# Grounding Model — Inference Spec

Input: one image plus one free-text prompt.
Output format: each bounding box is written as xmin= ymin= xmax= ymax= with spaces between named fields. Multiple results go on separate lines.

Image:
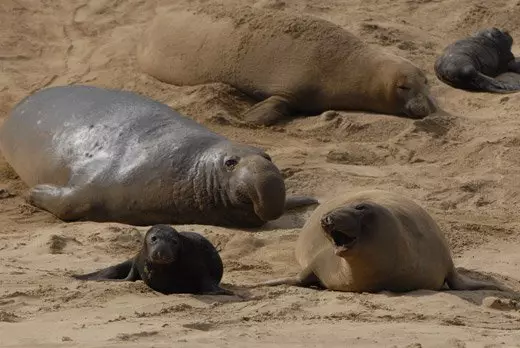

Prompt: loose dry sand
xmin=1 ymin=0 xmax=520 ymax=347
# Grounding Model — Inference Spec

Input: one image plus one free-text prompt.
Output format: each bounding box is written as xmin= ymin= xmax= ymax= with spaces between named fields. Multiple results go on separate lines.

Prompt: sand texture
xmin=1 ymin=0 xmax=520 ymax=346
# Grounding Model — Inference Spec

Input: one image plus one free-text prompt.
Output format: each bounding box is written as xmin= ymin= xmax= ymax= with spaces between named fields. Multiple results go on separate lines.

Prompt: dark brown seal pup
xmin=137 ymin=4 xmax=436 ymax=126
xmin=0 ymin=85 xmax=317 ymax=227
xmin=73 ymin=225 xmax=232 ymax=295
xmin=248 ymin=190 xmax=504 ymax=292
xmin=434 ymin=27 xmax=520 ymax=93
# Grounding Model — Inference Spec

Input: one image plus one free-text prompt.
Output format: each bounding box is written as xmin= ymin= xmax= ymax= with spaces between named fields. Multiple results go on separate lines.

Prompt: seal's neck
xmin=324 ymin=46 xmax=396 ymax=112
xmin=189 ymin=149 xmax=233 ymax=215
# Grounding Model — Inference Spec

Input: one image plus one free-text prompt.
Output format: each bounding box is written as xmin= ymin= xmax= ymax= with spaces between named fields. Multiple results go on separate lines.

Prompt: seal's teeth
xmin=333 ymin=245 xmax=350 ymax=256
xmin=331 ymin=230 xmax=356 ymax=247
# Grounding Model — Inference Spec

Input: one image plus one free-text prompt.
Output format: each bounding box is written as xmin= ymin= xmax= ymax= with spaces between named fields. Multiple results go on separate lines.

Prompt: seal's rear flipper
xmin=201 ymin=286 xmax=236 ymax=296
xmin=242 ymin=96 xmax=292 ymax=126
xmin=474 ymin=72 xmax=520 ymax=93
xmin=446 ymin=270 xmax=506 ymax=291
xmin=244 ymin=266 xmax=320 ymax=288
xmin=284 ymin=196 xmax=319 ymax=211
xmin=436 ymin=63 xmax=520 ymax=94
xmin=72 ymin=259 xmax=137 ymax=281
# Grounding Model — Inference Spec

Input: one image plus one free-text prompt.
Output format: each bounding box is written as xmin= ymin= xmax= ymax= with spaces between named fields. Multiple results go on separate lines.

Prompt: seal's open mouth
xmin=329 ymin=230 xmax=357 ymax=255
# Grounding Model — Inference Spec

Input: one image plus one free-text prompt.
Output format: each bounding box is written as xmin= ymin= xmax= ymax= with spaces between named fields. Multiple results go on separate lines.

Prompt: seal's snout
xmin=321 ymin=215 xmax=334 ymax=229
xmin=234 ymin=154 xmax=286 ymax=222
xmin=404 ymin=90 xmax=437 ymax=118
xmin=253 ymin=169 xmax=286 ymax=221
xmin=151 ymin=246 xmax=176 ymax=264
xmin=146 ymin=226 xmax=180 ymax=264
xmin=320 ymin=207 xmax=365 ymax=255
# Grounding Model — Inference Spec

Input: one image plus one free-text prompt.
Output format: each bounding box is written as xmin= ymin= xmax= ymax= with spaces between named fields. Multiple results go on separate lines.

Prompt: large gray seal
xmin=136 ymin=4 xmax=437 ymax=126
xmin=74 ymin=225 xmax=232 ymax=295
xmin=248 ymin=190 xmax=503 ymax=292
xmin=434 ymin=27 xmax=520 ymax=93
xmin=0 ymin=85 xmax=317 ymax=227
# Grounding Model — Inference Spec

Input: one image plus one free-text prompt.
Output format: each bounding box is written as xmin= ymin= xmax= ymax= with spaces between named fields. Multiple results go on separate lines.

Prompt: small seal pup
xmin=248 ymin=190 xmax=503 ymax=292
xmin=0 ymin=85 xmax=317 ymax=227
xmin=434 ymin=27 xmax=520 ymax=93
xmin=74 ymin=225 xmax=232 ymax=295
xmin=137 ymin=4 xmax=436 ymax=126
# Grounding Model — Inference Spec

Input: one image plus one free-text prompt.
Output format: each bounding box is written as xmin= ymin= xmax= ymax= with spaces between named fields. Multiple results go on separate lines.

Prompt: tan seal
xmin=137 ymin=4 xmax=437 ymax=126
xmin=248 ymin=190 xmax=503 ymax=292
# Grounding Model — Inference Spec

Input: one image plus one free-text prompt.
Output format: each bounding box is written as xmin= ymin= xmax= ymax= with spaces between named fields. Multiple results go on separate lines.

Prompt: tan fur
xmin=259 ymin=190 xmax=502 ymax=292
xmin=137 ymin=4 xmax=436 ymax=125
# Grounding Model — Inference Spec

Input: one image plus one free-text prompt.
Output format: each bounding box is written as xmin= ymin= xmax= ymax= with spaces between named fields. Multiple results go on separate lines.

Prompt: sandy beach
xmin=1 ymin=0 xmax=520 ymax=346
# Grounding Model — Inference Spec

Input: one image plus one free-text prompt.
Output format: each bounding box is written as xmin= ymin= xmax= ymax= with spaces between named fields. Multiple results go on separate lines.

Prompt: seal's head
xmin=474 ymin=27 xmax=513 ymax=51
xmin=144 ymin=225 xmax=182 ymax=264
xmin=216 ymin=143 xmax=286 ymax=222
xmin=320 ymin=202 xmax=378 ymax=257
xmin=389 ymin=60 xmax=437 ymax=118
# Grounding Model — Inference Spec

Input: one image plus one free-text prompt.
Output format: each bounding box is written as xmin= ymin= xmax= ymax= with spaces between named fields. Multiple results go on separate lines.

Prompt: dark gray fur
xmin=0 ymin=85 xmax=317 ymax=227
xmin=73 ymin=225 xmax=232 ymax=295
xmin=434 ymin=27 xmax=520 ymax=93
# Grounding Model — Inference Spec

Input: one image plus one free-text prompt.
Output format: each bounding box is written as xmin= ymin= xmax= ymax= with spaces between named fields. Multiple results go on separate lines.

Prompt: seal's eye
xmin=397 ymin=85 xmax=411 ymax=91
xmin=150 ymin=236 xmax=157 ymax=243
xmin=262 ymin=154 xmax=272 ymax=162
xmin=354 ymin=203 xmax=369 ymax=211
xmin=224 ymin=157 xmax=239 ymax=170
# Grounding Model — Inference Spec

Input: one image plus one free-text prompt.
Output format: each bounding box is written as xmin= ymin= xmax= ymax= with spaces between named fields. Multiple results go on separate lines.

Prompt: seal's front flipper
xmin=285 ymin=196 xmax=319 ymax=211
xmin=122 ymin=263 xmax=141 ymax=281
xmin=446 ymin=270 xmax=506 ymax=291
xmin=72 ymin=259 xmax=137 ymax=281
xmin=28 ymin=184 xmax=91 ymax=221
xmin=242 ymin=96 xmax=292 ymax=126
xmin=507 ymin=59 xmax=520 ymax=73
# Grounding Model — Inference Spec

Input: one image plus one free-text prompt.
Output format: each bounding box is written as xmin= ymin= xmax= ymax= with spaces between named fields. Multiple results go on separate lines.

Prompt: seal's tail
xmin=446 ymin=270 xmax=506 ymax=291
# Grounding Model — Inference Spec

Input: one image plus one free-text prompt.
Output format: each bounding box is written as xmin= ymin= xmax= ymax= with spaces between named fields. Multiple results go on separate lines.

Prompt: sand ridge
xmin=1 ymin=0 xmax=520 ymax=346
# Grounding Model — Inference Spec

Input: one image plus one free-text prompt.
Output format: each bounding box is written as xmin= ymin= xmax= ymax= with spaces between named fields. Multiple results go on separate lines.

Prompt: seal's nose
xmin=151 ymin=247 xmax=175 ymax=264
xmin=427 ymin=94 xmax=438 ymax=113
xmin=321 ymin=215 xmax=333 ymax=229
xmin=238 ymin=154 xmax=286 ymax=221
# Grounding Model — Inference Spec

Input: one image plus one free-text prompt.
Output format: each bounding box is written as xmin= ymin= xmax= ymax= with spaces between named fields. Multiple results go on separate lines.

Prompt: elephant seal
xmin=73 ymin=225 xmax=232 ymax=295
xmin=248 ymin=190 xmax=503 ymax=292
xmin=136 ymin=4 xmax=436 ymax=126
xmin=0 ymin=85 xmax=317 ymax=227
xmin=434 ymin=27 xmax=520 ymax=93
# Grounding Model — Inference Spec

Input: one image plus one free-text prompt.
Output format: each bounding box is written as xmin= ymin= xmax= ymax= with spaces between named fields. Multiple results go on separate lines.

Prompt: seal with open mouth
xmin=246 ymin=190 xmax=505 ymax=292
xmin=320 ymin=203 xmax=368 ymax=256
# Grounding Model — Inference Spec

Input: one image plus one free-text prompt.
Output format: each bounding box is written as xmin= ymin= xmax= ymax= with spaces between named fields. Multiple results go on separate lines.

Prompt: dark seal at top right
xmin=434 ymin=27 xmax=520 ymax=93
